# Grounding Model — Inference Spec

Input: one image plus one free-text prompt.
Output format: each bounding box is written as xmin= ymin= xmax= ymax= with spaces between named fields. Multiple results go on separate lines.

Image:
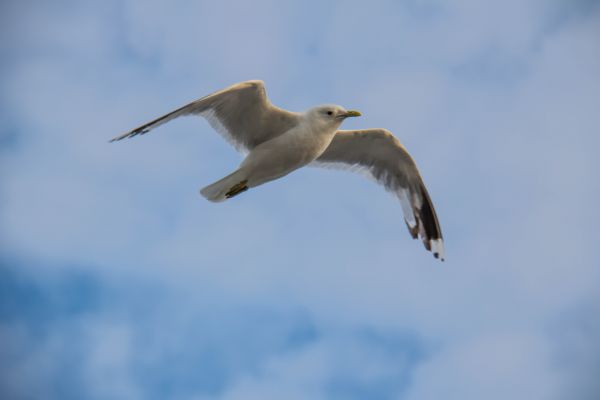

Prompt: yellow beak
xmin=345 ymin=110 xmax=362 ymax=117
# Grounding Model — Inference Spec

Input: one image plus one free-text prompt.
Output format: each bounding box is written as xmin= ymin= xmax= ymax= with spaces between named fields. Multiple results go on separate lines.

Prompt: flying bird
xmin=110 ymin=80 xmax=444 ymax=260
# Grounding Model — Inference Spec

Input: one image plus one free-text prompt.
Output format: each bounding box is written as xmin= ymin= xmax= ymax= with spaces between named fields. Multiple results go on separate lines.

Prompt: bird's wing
xmin=110 ymin=80 xmax=299 ymax=152
xmin=314 ymin=129 xmax=444 ymax=260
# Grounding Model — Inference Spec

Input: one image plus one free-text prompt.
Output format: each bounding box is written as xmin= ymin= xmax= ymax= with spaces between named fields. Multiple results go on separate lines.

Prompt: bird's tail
xmin=200 ymin=169 xmax=249 ymax=202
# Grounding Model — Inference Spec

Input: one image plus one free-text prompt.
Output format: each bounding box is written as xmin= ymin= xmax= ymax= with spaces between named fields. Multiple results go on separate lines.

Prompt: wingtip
xmin=109 ymin=134 xmax=127 ymax=143
xmin=109 ymin=129 xmax=142 ymax=143
xmin=431 ymin=239 xmax=445 ymax=262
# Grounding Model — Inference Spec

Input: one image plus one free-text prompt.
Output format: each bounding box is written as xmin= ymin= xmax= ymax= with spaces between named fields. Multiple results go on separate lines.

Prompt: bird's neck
xmin=301 ymin=114 xmax=341 ymax=137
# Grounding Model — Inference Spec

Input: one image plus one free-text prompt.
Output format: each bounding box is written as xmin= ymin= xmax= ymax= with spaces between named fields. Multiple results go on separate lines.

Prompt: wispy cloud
xmin=1 ymin=0 xmax=599 ymax=398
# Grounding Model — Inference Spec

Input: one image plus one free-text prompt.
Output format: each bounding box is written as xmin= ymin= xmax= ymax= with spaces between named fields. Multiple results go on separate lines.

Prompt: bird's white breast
xmin=239 ymin=116 xmax=339 ymax=186
xmin=284 ymin=118 xmax=337 ymax=161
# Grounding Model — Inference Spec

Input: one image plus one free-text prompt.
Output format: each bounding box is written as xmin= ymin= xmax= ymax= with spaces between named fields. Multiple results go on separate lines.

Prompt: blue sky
xmin=1 ymin=0 xmax=599 ymax=399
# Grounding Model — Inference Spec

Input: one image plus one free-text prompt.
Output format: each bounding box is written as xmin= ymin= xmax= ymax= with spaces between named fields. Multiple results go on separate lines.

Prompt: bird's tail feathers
xmin=200 ymin=169 xmax=248 ymax=202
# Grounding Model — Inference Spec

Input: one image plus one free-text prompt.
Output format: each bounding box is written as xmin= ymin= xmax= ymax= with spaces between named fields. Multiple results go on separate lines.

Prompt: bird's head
xmin=306 ymin=105 xmax=361 ymax=128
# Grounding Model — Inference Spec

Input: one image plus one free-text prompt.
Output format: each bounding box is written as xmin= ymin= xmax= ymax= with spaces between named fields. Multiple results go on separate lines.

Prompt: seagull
xmin=110 ymin=80 xmax=444 ymax=260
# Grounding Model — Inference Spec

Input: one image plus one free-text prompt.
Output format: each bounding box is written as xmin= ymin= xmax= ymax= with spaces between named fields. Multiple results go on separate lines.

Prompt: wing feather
xmin=315 ymin=129 xmax=444 ymax=260
xmin=110 ymin=80 xmax=298 ymax=152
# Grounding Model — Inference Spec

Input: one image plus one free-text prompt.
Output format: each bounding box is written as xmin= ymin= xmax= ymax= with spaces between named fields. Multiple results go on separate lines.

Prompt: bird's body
xmin=111 ymin=80 xmax=445 ymax=260
xmin=235 ymin=107 xmax=345 ymax=188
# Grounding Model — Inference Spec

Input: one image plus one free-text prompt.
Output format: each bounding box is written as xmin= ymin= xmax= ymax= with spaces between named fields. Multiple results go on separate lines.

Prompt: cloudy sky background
xmin=1 ymin=0 xmax=599 ymax=398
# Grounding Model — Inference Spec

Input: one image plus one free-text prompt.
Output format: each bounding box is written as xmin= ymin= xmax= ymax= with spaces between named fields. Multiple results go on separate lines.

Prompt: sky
xmin=1 ymin=0 xmax=599 ymax=399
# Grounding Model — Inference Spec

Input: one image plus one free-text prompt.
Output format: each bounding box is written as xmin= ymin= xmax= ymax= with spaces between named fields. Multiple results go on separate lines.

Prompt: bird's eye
xmin=327 ymin=111 xmax=333 ymax=116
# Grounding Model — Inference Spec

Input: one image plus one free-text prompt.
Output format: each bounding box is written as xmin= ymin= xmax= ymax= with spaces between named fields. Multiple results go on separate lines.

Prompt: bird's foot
xmin=225 ymin=180 xmax=249 ymax=199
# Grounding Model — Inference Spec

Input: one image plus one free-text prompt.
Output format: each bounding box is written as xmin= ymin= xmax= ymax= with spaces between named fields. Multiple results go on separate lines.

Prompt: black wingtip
xmin=416 ymin=184 xmax=444 ymax=262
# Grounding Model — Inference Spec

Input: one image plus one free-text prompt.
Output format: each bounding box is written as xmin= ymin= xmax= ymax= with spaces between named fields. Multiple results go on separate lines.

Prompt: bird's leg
xmin=225 ymin=180 xmax=249 ymax=199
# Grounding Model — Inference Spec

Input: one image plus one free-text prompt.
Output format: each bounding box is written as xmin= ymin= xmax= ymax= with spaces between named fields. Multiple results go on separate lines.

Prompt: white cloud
xmin=1 ymin=0 xmax=599 ymax=398
xmin=82 ymin=320 xmax=141 ymax=400
xmin=407 ymin=332 xmax=562 ymax=400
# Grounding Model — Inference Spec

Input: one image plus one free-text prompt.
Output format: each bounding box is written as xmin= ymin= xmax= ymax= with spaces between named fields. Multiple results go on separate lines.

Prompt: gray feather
xmin=109 ymin=80 xmax=298 ymax=151
xmin=314 ymin=129 xmax=444 ymax=260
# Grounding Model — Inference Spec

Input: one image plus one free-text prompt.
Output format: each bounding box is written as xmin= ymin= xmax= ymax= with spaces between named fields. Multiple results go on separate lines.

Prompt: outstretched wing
xmin=315 ymin=129 xmax=444 ymax=260
xmin=110 ymin=80 xmax=299 ymax=152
